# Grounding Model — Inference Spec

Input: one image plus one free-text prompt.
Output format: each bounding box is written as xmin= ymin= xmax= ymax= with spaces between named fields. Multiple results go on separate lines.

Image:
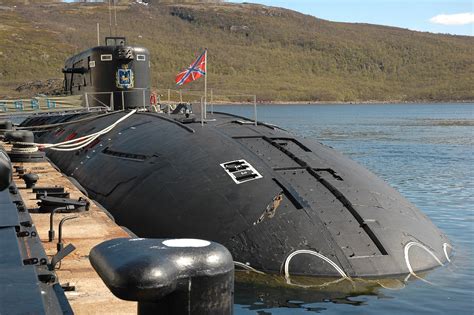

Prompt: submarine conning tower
xmin=63 ymin=36 xmax=150 ymax=110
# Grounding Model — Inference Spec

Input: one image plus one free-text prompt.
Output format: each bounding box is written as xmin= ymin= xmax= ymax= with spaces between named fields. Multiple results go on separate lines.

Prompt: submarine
xmin=19 ymin=37 xmax=451 ymax=279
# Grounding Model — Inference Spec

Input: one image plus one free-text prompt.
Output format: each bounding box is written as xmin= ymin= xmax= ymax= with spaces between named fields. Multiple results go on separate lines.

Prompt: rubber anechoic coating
xmin=26 ymin=111 xmax=451 ymax=277
xmin=90 ymin=238 xmax=234 ymax=313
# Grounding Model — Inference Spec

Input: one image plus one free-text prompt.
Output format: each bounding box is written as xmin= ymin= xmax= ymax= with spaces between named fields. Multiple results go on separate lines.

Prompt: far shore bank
xmin=208 ymin=100 xmax=474 ymax=105
xmin=1 ymin=88 xmax=473 ymax=106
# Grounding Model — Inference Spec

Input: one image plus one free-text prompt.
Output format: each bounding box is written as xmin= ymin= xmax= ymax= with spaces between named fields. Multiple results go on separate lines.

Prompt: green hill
xmin=0 ymin=0 xmax=472 ymax=102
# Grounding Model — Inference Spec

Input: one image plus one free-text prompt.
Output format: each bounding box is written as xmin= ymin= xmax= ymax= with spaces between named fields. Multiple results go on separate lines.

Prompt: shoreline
xmin=1 ymin=89 xmax=473 ymax=106
xmin=210 ymin=100 xmax=474 ymax=105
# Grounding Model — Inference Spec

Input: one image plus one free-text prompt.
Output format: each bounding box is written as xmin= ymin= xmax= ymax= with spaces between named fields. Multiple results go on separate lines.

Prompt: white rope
xmin=404 ymin=241 xmax=444 ymax=274
xmin=234 ymin=261 xmax=266 ymax=275
xmin=291 ymin=276 xmax=349 ymax=289
xmin=44 ymin=110 xmax=136 ymax=149
xmin=283 ymin=249 xmax=349 ymax=287
xmin=403 ymin=241 xmax=444 ymax=284
xmin=47 ymin=134 xmax=101 ymax=152
xmin=377 ymin=279 xmax=406 ymax=290
xmin=443 ymin=243 xmax=452 ymax=262
xmin=11 ymin=146 xmax=38 ymax=153
xmin=13 ymin=110 xmax=136 ymax=152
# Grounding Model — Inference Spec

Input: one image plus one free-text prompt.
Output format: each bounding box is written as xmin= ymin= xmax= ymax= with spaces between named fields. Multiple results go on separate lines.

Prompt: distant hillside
xmin=0 ymin=0 xmax=472 ymax=102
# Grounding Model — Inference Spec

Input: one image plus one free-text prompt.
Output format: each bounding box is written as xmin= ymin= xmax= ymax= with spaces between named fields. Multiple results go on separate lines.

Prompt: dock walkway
xmin=7 ymin=145 xmax=136 ymax=314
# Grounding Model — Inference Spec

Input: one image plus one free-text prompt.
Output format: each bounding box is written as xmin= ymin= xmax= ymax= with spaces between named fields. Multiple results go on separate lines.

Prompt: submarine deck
xmin=5 ymin=143 xmax=136 ymax=314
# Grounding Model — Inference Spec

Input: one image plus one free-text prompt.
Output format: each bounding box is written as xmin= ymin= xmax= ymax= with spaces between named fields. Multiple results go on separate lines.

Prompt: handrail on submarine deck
xmin=196 ymin=94 xmax=258 ymax=127
xmin=84 ymin=88 xmax=150 ymax=111
xmin=0 ymin=96 xmax=83 ymax=115
xmin=149 ymin=88 xmax=259 ymax=127
xmin=0 ymin=106 xmax=108 ymax=120
xmin=86 ymin=89 xmax=262 ymax=131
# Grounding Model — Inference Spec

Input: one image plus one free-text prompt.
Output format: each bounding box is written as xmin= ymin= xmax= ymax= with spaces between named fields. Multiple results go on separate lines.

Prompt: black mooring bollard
xmin=5 ymin=130 xmax=44 ymax=162
xmin=0 ymin=120 xmax=13 ymax=136
xmin=90 ymin=238 xmax=234 ymax=315
xmin=23 ymin=173 xmax=39 ymax=188
xmin=4 ymin=130 xmax=34 ymax=144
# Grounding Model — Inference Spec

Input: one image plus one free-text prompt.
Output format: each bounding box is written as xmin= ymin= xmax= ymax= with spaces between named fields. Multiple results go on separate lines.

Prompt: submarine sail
xmin=62 ymin=36 xmax=150 ymax=110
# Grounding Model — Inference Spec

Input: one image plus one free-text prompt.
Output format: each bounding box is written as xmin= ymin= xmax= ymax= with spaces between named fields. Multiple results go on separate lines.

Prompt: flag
xmin=175 ymin=49 xmax=207 ymax=86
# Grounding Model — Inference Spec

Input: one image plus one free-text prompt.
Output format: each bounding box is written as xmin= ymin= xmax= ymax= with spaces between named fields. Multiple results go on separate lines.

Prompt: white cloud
xmin=429 ymin=13 xmax=474 ymax=26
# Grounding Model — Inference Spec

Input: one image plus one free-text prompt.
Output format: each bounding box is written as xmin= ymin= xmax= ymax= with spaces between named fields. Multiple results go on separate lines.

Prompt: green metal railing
xmin=0 ymin=95 xmax=84 ymax=115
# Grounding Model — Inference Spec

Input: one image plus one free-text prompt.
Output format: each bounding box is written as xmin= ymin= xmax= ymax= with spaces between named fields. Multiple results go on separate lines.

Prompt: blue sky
xmin=232 ymin=0 xmax=473 ymax=36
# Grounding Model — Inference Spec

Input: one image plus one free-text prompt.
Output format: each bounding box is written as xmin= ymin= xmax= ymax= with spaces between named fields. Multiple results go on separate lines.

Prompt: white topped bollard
xmin=89 ymin=238 xmax=234 ymax=315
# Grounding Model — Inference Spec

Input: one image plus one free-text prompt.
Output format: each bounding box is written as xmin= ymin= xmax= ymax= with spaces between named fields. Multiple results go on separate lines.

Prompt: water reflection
xmin=235 ymin=271 xmax=409 ymax=313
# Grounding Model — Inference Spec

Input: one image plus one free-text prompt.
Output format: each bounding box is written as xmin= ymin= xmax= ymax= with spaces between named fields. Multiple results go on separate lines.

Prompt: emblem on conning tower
xmin=116 ymin=65 xmax=134 ymax=89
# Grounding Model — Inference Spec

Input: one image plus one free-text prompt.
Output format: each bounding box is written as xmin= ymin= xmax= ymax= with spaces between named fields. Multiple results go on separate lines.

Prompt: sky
xmin=231 ymin=0 xmax=474 ymax=36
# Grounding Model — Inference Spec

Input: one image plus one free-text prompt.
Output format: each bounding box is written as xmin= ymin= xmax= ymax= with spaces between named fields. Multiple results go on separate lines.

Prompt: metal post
xmin=108 ymin=0 xmax=112 ymax=37
xmin=179 ymin=90 xmax=182 ymax=103
xmin=121 ymin=91 xmax=125 ymax=110
xmin=254 ymin=95 xmax=257 ymax=126
xmin=110 ymin=92 xmax=114 ymax=111
xmin=97 ymin=23 xmax=100 ymax=46
xmin=143 ymin=89 xmax=146 ymax=110
xmin=201 ymin=97 xmax=204 ymax=127
xmin=113 ymin=0 xmax=118 ymax=37
xmin=85 ymin=93 xmax=90 ymax=111
xmin=204 ymin=49 xmax=208 ymax=120
xmin=57 ymin=215 xmax=79 ymax=252
xmin=210 ymin=89 xmax=214 ymax=115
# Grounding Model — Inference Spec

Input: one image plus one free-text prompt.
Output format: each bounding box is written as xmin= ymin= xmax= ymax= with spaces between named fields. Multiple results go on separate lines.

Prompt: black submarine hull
xmin=21 ymin=111 xmax=451 ymax=278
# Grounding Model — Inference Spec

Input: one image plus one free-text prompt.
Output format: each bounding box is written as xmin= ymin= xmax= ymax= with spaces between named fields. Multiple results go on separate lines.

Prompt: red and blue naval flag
xmin=175 ymin=49 xmax=207 ymax=86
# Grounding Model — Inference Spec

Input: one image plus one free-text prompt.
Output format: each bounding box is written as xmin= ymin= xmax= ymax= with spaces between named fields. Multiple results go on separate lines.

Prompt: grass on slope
xmin=0 ymin=1 xmax=472 ymax=102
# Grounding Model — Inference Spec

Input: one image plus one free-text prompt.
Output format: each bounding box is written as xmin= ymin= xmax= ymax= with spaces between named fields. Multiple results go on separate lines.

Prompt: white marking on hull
xmin=162 ymin=239 xmax=211 ymax=248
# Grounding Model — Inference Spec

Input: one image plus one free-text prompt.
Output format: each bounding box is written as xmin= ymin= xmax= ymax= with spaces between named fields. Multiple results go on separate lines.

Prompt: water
xmin=214 ymin=103 xmax=474 ymax=314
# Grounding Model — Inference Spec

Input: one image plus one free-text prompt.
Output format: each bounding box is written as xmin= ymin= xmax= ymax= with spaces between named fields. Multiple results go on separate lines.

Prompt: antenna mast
xmin=108 ymin=0 xmax=112 ymax=37
xmin=113 ymin=0 xmax=118 ymax=36
xmin=97 ymin=23 xmax=100 ymax=46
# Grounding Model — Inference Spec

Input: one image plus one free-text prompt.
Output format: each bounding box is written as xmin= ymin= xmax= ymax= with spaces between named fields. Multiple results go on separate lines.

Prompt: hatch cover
xmin=220 ymin=160 xmax=263 ymax=184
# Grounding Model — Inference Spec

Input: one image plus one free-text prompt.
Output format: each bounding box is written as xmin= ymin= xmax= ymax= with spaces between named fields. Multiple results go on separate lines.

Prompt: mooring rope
xmin=16 ymin=111 xmax=114 ymax=130
xmin=282 ymin=249 xmax=352 ymax=288
xmin=443 ymin=243 xmax=453 ymax=262
xmin=10 ymin=145 xmax=39 ymax=153
xmin=403 ymin=241 xmax=444 ymax=285
xmin=12 ymin=110 xmax=136 ymax=152
xmin=234 ymin=261 xmax=266 ymax=275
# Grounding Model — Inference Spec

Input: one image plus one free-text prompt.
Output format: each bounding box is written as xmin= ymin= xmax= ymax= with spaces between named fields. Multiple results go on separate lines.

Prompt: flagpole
xmin=204 ymin=48 xmax=208 ymax=119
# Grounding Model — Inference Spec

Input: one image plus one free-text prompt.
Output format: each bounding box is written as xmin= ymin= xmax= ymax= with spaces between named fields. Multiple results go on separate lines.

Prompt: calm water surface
xmin=215 ymin=103 xmax=473 ymax=314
